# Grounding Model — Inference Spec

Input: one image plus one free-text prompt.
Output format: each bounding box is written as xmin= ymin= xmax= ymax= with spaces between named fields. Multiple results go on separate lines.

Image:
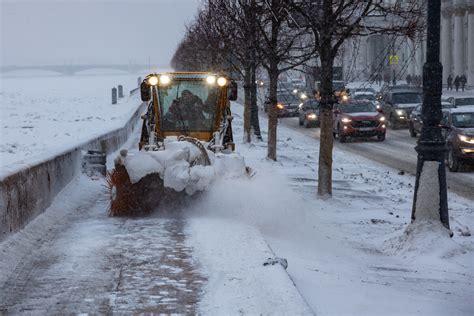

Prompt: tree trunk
xmin=250 ymin=63 xmax=262 ymax=140
xmin=243 ymin=65 xmax=252 ymax=143
xmin=267 ymin=65 xmax=279 ymax=160
xmin=317 ymin=43 xmax=335 ymax=197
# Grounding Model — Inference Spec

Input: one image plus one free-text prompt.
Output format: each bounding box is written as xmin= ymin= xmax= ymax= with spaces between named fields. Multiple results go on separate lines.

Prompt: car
xmin=442 ymin=106 xmax=474 ymax=171
xmin=333 ymin=100 xmax=386 ymax=142
xmin=380 ymin=87 xmax=423 ymax=129
xmin=447 ymin=96 xmax=474 ymax=107
xmin=298 ymin=99 xmax=320 ymax=128
xmin=264 ymin=92 xmax=300 ymax=117
xmin=408 ymin=101 xmax=456 ymax=137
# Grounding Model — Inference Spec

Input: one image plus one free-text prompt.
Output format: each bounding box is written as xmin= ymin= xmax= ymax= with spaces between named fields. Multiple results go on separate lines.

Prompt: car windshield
xmin=278 ymin=94 xmax=299 ymax=103
xmin=278 ymin=82 xmax=294 ymax=92
xmin=452 ymin=113 xmax=474 ymax=128
xmin=158 ymin=79 xmax=219 ymax=132
xmin=333 ymin=82 xmax=345 ymax=90
xmin=392 ymin=93 xmax=422 ymax=104
xmin=354 ymin=94 xmax=375 ymax=101
xmin=341 ymin=102 xmax=376 ymax=113
xmin=454 ymin=98 xmax=474 ymax=106
xmin=442 ymin=102 xmax=455 ymax=109
xmin=304 ymin=100 xmax=319 ymax=110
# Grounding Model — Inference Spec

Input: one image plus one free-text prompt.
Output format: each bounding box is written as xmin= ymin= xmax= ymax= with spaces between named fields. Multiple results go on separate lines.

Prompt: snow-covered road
xmin=280 ymin=116 xmax=474 ymax=199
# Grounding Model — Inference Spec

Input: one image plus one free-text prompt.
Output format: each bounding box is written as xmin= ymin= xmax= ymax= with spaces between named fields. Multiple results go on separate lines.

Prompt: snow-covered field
xmin=0 ymin=72 xmax=152 ymax=177
xmin=0 ymin=75 xmax=472 ymax=314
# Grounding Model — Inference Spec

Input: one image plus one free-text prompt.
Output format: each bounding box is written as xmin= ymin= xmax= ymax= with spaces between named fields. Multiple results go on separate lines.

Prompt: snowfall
xmin=0 ymin=72 xmax=473 ymax=315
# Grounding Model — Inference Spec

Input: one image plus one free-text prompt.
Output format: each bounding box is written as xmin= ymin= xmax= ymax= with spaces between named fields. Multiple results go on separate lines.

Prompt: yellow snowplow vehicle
xmin=108 ymin=72 xmax=240 ymax=216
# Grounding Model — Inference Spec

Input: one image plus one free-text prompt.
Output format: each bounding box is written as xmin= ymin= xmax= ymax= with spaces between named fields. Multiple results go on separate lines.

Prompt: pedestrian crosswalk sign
xmin=389 ymin=55 xmax=399 ymax=65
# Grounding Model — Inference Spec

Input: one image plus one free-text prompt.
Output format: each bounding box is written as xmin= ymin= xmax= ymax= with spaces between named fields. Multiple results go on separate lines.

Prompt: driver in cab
xmin=167 ymin=90 xmax=206 ymax=129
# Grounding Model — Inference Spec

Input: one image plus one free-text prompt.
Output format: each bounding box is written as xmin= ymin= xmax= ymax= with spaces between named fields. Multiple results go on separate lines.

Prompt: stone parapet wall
xmin=0 ymin=101 xmax=145 ymax=241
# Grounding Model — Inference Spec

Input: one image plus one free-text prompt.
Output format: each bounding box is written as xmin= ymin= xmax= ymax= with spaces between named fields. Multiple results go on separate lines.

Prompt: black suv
xmin=381 ymin=87 xmax=423 ymax=129
xmin=442 ymin=106 xmax=474 ymax=172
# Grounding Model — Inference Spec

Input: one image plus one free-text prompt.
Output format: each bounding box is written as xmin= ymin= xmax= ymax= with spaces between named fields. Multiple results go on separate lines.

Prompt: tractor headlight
xmin=206 ymin=75 xmax=216 ymax=84
xmin=217 ymin=77 xmax=227 ymax=86
xmin=148 ymin=76 xmax=159 ymax=86
xmin=458 ymin=134 xmax=474 ymax=144
xmin=159 ymin=75 xmax=170 ymax=85
xmin=307 ymin=113 xmax=317 ymax=120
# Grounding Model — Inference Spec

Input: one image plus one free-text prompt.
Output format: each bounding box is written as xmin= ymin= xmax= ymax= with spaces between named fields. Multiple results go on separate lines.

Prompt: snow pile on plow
xmin=108 ymin=138 xmax=248 ymax=216
xmin=123 ymin=140 xmax=246 ymax=193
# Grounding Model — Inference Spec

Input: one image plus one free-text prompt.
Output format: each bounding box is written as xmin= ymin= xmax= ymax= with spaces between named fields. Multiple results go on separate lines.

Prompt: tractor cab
xmin=139 ymin=72 xmax=237 ymax=151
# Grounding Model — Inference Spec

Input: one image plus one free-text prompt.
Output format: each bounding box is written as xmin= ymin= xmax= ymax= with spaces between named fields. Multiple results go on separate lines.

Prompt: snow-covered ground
xmin=0 ymin=72 xmax=154 ymax=177
xmin=185 ymin=101 xmax=473 ymax=315
xmin=0 ymin=76 xmax=472 ymax=314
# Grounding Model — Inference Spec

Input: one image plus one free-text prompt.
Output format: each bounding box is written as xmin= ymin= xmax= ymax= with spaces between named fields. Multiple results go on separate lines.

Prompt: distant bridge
xmin=0 ymin=64 xmax=158 ymax=75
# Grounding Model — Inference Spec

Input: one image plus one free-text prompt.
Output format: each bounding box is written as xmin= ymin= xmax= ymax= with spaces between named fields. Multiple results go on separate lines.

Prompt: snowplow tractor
xmin=107 ymin=72 xmax=243 ymax=216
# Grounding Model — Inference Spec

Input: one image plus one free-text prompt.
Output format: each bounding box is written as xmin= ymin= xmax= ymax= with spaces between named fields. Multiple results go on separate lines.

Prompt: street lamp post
xmin=411 ymin=0 xmax=450 ymax=230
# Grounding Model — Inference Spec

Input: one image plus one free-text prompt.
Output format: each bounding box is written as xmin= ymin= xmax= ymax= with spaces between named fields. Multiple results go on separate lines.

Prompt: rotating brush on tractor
xmin=107 ymin=72 xmax=243 ymax=216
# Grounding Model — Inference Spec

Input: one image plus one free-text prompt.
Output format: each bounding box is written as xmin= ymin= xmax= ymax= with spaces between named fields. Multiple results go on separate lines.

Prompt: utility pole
xmin=411 ymin=0 xmax=450 ymax=231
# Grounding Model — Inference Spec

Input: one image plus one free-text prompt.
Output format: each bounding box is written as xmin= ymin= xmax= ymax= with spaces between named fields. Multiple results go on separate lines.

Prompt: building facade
xmin=440 ymin=0 xmax=474 ymax=86
xmin=341 ymin=0 xmax=473 ymax=87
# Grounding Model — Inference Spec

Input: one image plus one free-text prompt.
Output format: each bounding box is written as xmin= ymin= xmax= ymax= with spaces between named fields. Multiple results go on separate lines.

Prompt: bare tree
xmin=172 ymin=1 xmax=263 ymax=143
xmin=255 ymin=0 xmax=316 ymax=160
xmin=292 ymin=0 xmax=423 ymax=197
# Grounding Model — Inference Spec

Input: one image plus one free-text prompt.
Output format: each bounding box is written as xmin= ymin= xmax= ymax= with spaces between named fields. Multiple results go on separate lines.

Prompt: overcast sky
xmin=1 ymin=0 xmax=201 ymax=67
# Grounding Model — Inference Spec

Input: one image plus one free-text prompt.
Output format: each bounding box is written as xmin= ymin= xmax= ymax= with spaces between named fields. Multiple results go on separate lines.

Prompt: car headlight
xmin=341 ymin=117 xmax=352 ymax=123
xmin=293 ymin=89 xmax=298 ymax=94
xmin=458 ymin=134 xmax=474 ymax=144
xmin=341 ymin=95 xmax=349 ymax=101
xmin=277 ymin=103 xmax=285 ymax=110
xmin=299 ymin=103 xmax=304 ymax=109
xmin=307 ymin=113 xmax=317 ymax=120
xmin=395 ymin=109 xmax=405 ymax=116
xmin=300 ymin=93 xmax=308 ymax=100
xmin=379 ymin=116 xmax=386 ymax=122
